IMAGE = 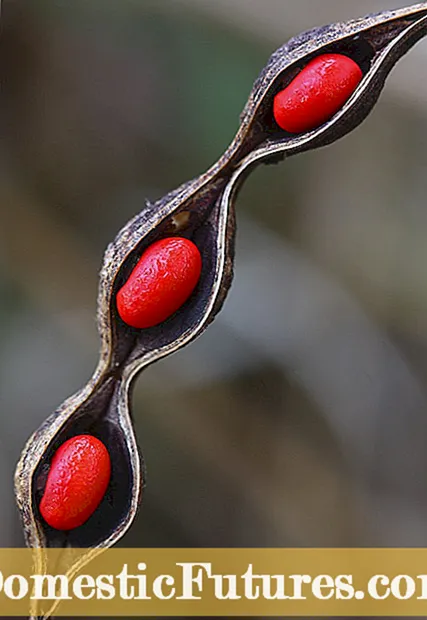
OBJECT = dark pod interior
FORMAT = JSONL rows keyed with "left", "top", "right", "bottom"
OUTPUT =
{"left": 232, "top": 9, "right": 427, "bottom": 162}
{"left": 108, "top": 176, "right": 234, "bottom": 370}
{"left": 261, "top": 35, "right": 376, "bottom": 138}
{"left": 32, "top": 376, "right": 137, "bottom": 548}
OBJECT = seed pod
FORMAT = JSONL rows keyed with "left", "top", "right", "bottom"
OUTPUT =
{"left": 14, "top": 4, "right": 427, "bottom": 618}
{"left": 234, "top": 3, "right": 427, "bottom": 169}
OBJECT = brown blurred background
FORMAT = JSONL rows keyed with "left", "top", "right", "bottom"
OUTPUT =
{"left": 1, "top": 0, "right": 427, "bottom": 549}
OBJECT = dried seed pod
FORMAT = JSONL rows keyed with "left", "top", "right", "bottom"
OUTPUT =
{"left": 236, "top": 3, "right": 427, "bottom": 167}
{"left": 14, "top": 3, "right": 427, "bottom": 617}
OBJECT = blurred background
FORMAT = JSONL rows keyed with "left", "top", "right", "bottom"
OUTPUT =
{"left": 1, "top": 0, "right": 427, "bottom": 549}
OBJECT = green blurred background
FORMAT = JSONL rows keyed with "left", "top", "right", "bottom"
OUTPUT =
{"left": 2, "top": 0, "right": 427, "bottom": 549}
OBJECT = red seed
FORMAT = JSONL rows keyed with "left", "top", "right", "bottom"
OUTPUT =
{"left": 39, "top": 435, "right": 111, "bottom": 531}
{"left": 273, "top": 53, "right": 363, "bottom": 134}
{"left": 116, "top": 237, "right": 202, "bottom": 329}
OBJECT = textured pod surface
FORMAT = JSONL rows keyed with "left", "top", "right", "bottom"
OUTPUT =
{"left": 13, "top": 4, "right": 427, "bottom": 617}
{"left": 116, "top": 238, "right": 202, "bottom": 329}
{"left": 273, "top": 54, "right": 363, "bottom": 133}
{"left": 40, "top": 435, "right": 111, "bottom": 531}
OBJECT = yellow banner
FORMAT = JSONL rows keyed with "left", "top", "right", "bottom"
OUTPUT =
{"left": 4, "top": 548, "right": 427, "bottom": 615}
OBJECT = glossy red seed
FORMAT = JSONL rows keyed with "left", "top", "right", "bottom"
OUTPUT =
{"left": 116, "top": 237, "right": 202, "bottom": 329}
{"left": 273, "top": 53, "right": 363, "bottom": 134}
{"left": 39, "top": 435, "right": 111, "bottom": 531}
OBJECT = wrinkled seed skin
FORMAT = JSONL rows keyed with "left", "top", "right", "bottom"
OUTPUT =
{"left": 273, "top": 53, "right": 363, "bottom": 134}
{"left": 116, "top": 237, "right": 202, "bottom": 329}
{"left": 39, "top": 436, "right": 111, "bottom": 531}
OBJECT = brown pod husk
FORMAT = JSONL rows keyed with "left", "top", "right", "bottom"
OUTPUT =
{"left": 14, "top": 3, "right": 427, "bottom": 618}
